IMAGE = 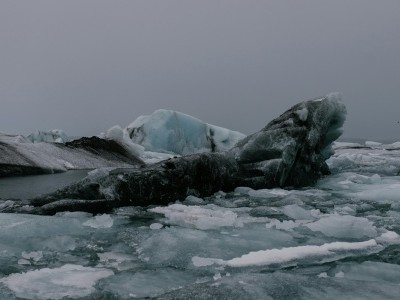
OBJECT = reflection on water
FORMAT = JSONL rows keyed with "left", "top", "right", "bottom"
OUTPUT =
{"left": 0, "top": 170, "right": 89, "bottom": 200}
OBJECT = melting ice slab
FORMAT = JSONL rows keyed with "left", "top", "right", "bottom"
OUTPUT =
{"left": 1, "top": 264, "right": 113, "bottom": 299}
{"left": 192, "top": 236, "right": 396, "bottom": 268}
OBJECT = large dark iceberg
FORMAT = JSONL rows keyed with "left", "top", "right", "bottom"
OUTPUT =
{"left": 13, "top": 93, "right": 346, "bottom": 214}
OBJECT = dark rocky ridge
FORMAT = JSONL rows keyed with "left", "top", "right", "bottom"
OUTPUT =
{"left": 8, "top": 94, "right": 347, "bottom": 215}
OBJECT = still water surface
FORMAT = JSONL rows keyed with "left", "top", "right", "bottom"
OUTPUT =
{"left": 0, "top": 170, "right": 89, "bottom": 200}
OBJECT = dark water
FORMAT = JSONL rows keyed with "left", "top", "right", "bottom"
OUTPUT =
{"left": 0, "top": 170, "right": 89, "bottom": 200}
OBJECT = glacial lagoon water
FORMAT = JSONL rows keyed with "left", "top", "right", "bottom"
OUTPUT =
{"left": 0, "top": 170, "right": 89, "bottom": 200}
{"left": 1, "top": 143, "right": 400, "bottom": 299}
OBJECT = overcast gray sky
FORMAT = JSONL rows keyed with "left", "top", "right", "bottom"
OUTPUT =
{"left": 1, "top": 1, "right": 400, "bottom": 140}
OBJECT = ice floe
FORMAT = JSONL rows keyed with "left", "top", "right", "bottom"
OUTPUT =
{"left": 1, "top": 264, "right": 113, "bottom": 299}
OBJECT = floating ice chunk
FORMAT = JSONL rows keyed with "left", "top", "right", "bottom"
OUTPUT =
{"left": 226, "top": 240, "right": 377, "bottom": 267}
{"left": 365, "top": 141, "right": 382, "bottom": 147}
{"left": 149, "top": 204, "right": 242, "bottom": 230}
{"left": 193, "top": 239, "right": 378, "bottom": 268}
{"left": 248, "top": 188, "right": 290, "bottom": 198}
{"left": 317, "top": 272, "right": 328, "bottom": 278}
{"left": 192, "top": 256, "right": 224, "bottom": 267}
{"left": 184, "top": 195, "right": 205, "bottom": 205}
{"left": 55, "top": 211, "right": 93, "bottom": 218}
{"left": 21, "top": 251, "right": 43, "bottom": 262}
{"left": 355, "top": 183, "right": 400, "bottom": 202}
{"left": 150, "top": 223, "right": 164, "bottom": 230}
{"left": 376, "top": 231, "right": 400, "bottom": 244}
{"left": 18, "top": 259, "right": 31, "bottom": 265}
{"left": 327, "top": 150, "right": 400, "bottom": 175}
{"left": 234, "top": 187, "right": 254, "bottom": 194}
{"left": 386, "top": 141, "right": 400, "bottom": 149}
{"left": 41, "top": 235, "right": 77, "bottom": 252}
{"left": 335, "top": 271, "right": 345, "bottom": 278}
{"left": 1, "top": 264, "right": 113, "bottom": 299}
{"left": 83, "top": 214, "right": 114, "bottom": 229}
{"left": 125, "top": 109, "right": 245, "bottom": 155}
{"left": 282, "top": 205, "right": 313, "bottom": 220}
{"left": 305, "top": 215, "right": 377, "bottom": 239}
{"left": 213, "top": 273, "right": 222, "bottom": 280}
{"left": 0, "top": 200, "right": 15, "bottom": 210}
{"left": 332, "top": 141, "right": 364, "bottom": 149}
{"left": 97, "top": 252, "right": 137, "bottom": 271}
{"left": 27, "top": 129, "right": 70, "bottom": 144}
{"left": 100, "top": 268, "right": 199, "bottom": 299}
{"left": 370, "top": 174, "right": 381, "bottom": 183}
{"left": 265, "top": 219, "right": 300, "bottom": 231}
{"left": 333, "top": 261, "right": 400, "bottom": 284}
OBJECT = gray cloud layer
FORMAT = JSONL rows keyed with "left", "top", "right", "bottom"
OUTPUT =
{"left": 1, "top": 1, "right": 400, "bottom": 140}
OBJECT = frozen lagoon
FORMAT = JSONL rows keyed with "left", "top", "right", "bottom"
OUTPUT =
{"left": 1, "top": 141, "right": 400, "bottom": 299}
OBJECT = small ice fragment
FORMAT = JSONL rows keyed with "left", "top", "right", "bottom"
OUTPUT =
{"left": 149, "top": 204, "right": 241, "bottom": 230}
{"left": 370, "top": 174, "right": 381, "bottom": 183}
{"left": 150, "top": 223, "right": 163, "bottom": 230}
{"left": 18, "top": 259, "right": 31, "bottom": 266}
{"left": 213, "top": 273, "right": 222, "bottom": 281}
{"left": 234, "top": 187, "right": 254, "bottom": 194}
{"left": 305, "top": 215, "right": 377, "bottom": 239}
{"left": 282, "top": 204, "right": 312, "bottom": 220}
{"left": 318, "top": 272, "right": 328, "bottom": 278}
{"left": 83, "top": 214, "right": 114, "bottom": 228}
{"left": 22, "top": 251, "right": 43, "bottom": 262}
{"left": 192, "top": 256, "right": 224, "bottom": 267}
{"left": 377, "top": 231, "right": 400, "bottom": 244}
{"left": 266, "top": 219, "right": 299, "bottom": 231}
{"left": 184, "top": 195, "right": 204, "bottom": 205}
{"left": 335, "top": 271, "right": 345, "bottom": 278}
{"left": 365, "top": 141, "right": 382, "bottom": 147}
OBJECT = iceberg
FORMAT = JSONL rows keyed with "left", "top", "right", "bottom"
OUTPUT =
{"left": 0, "top": 134, "right": 143, "bottom": 177}
{"left": 27, "top": 129, "right": 70, "bottom": 144}
{"left": 125, "top": 109, "right": 246, "bottom": 155}
{"left": 17, "top": 93, "right": 347, "bottom": 214}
